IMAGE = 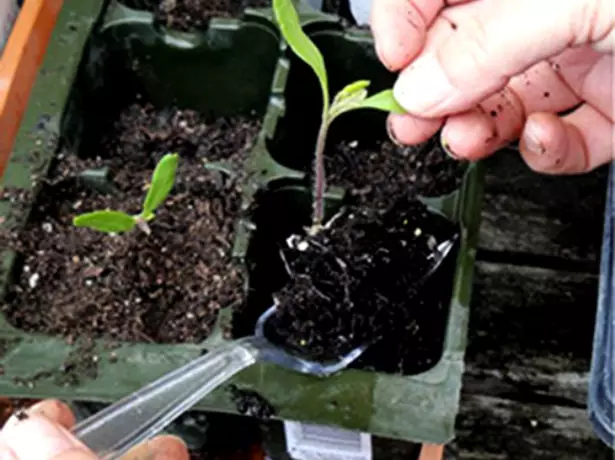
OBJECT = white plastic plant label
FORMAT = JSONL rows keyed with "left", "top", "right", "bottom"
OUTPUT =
{"left": 284, "top": 421, "right": 372, "bottom": 460}
{"left": 348, "top": 0, "right": 371, "bottom": 25}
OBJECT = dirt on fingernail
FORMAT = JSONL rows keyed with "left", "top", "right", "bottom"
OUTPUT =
{"left": 385, "top": 118, "right": 404, "bottom": 148}
{"left": 440, "top": 138, "right": 458, "bottom": 159}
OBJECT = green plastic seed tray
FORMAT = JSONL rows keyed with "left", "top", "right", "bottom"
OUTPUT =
{"left": 0, "top": 0, "right": 484, "bottom": 445}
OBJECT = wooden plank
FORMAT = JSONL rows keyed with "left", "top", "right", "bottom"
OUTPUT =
{"left": 446, "top": 395, "right": 611, "bottom": 460}
{"left": 463, "top": 261, "right": 599, "bottom": 408}
{"left": 468, "top": 262, "right": 598, "bottom": 374}
{"left": 479, "top": 151, "right": 608, "bottom": 263}
{"left": 463, "top": 367, "right": 588, "bottom": 408}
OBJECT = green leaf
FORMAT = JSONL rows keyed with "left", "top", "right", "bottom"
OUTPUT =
{"left": 273, "top": 0, "right": 329, "bottom": 112}
{"left": 73, "top": 210, "right": 136, "bottom": 233}
{"left": 334, "top": 80, "right": 370, "bottom": 101}
{"left": 141, "top": 211, "right": 155, "bottom": 221}
{"left": 331, "top": 80, "right": 369, "bottom": 108}
{"left": 142, "top": 153, "right": 179, "bottom": 216}
{"left": 329, "top": 80, "right": 371, "bottom": 120}
{"left": 329, "top": 85, "right": 407, "bottom": 122}
{"left": 356, "top": 89, "right": 406, "bottom": 114}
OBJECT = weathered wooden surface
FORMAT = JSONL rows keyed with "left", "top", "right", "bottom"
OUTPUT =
{"left": 467, "top": 263, "right": 597, "bottom": 374}
{"left": 449, "top": 152, "right": 612, "bottom": 458}
{"left": 450, "top": 395, "right": 611, "bottom": 460}
{"left": 478, "top": 150, "right": 607, "bottom": 266}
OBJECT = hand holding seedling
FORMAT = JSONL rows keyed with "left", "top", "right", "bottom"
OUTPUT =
{"left": 73, "top": 153, "right": 179, "bottom": 235}
{"left": 372, "top": 0, "right": 614, "bottom": 174}
{"left": 273, "top": 0, "right": 405, "bottom": 233}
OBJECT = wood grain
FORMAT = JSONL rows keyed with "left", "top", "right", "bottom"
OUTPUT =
{"left": 447, "top": 395, "right": 612, "bottom": 460}
{"left": 479, "top": 151, "right": 608, "bottom": 264}
{"left": 467, "top": 262, "right": 598, "bottom": 373}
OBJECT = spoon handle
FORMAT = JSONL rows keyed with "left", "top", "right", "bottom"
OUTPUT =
{"left": 72, "top": 338, "right": 259, "bottom": 459}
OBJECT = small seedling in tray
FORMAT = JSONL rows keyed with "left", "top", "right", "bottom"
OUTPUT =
{"left": 273, "top": 0, "right": 405, "bottom": 234}
{"left": 72, "top": 153, "right": 179, "bottom": 235}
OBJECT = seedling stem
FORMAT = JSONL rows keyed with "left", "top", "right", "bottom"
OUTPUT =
{"left": 273, "top": 0, "right": 406, "bottom": 233}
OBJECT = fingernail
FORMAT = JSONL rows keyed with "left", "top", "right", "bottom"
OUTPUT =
{"left": 440, "top": 133, "right": 458, "bottom": 159}
{"left": 521, "top": 120, "right": 546, "bottom": 155}
{"left": 393, "top": 53, "right": 453, "bottom": 115}
{"left": 386, "top": 117, "right": 404, "bottom": 147}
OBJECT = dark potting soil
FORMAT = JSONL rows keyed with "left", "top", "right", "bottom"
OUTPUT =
{"left": 124, "top": 0, "right": 271, "bottom": 31}
{"left": 0, "top": 103, "right": 260, "bottom": 344}
{"left": 266, "top": 196, "right": 460, "bottom": 374}
{"left": 234, "top": 132, "right": 466, "bottom": 374}
{"left": 325, "top": 136, "right": 466, "bottom": 210}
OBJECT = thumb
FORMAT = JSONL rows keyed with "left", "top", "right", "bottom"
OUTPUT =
{"left": 393, "top": 0, "right": 614, "bottom": 117}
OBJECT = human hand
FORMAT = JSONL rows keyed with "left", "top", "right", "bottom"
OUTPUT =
{"left": 371, "top": 0, "right": 614, "bottom": 174}
{"left": 0, "top": 399, "right": 189, "bottom": 459}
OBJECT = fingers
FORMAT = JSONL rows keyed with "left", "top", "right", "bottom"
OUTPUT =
{"left": 0, "top": 399, "right": 189, "bottom": 460}
{"left": 120, "top": 435, "right": 189, "bottom": 460}
{"left": 25, "top": 400, "right": 77, "bottom": 430}
{"left": 440, "top": 88, "right": 525, "bottom": 160}
{"left": 387, "top": 113, "right": 443, "bottom": 146}
{"left": 370, "top": 0, "right": 442, "bottom": 71}
{"left": 408, "top": 46, "right": 610, "bottom": 160}
{"left": 370, "top": 0, "right": 470, "bottom": 71}
{"left": 574, "top": 53, "right": 614, "bottom": 120}
{"left": 438, "top": 56, "right": 584, "bottom": 161}
{"left": 0, "top": 414, "right": 94, "bottom": 460}
{"left": 519, "top": 107, "right": 614, "bottom": 174}
{"left": 393, "top": 0, "right": 613, "bottom": 117}
{"left": 506, "top": 59, "right": 583, "bottom": 115}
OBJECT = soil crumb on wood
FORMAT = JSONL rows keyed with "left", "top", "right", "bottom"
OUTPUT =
{"left": 227, "top": 384, "right": 276, "bottom": 420}
{"left": 123, "top": 0, "right": 270, "bottom": 31}
{"left": 325, "top": 137, "right": 465, "bottom": 210}
{"left": 267, "top": 198, "right": 459, "bottom": 374}
{"left": 0, "top": 103, "right": 260, "bottom": 344}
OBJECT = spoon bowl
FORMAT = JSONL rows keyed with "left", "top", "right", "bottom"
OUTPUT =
{"left": 251, "top": 232, "right": 459, "bottom": 376}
